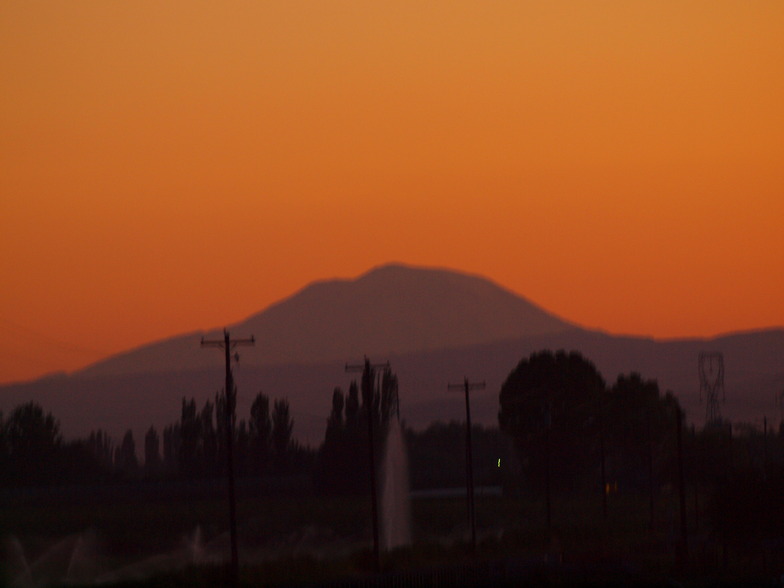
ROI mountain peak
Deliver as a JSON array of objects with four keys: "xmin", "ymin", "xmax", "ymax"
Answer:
[
  {"xmin": 78, "ymin": 264, "xmax": 574, "ymax": 378},
  {"xmin": 237, "ymin": 263, "xmax": 573, "ymax": 363},
  {"xmin": 359, "ymin": 261, "xmax": 453, "ymax": 278}
]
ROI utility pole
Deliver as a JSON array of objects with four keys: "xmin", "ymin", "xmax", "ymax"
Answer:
[
  {"xmin": 346, "ymin": 356, "xmax": 389, "ymax": 571},
  {"xmin": 676, "ymin": 407, "xmax": 688, "ymax": 569},
  {"xmin": 598, "ymin": 397, "xmax": 608, "ymax": 520},
  {"xmin": 201, "ymin": 329, "xmax": 254, "ymax": 587},
  {"xmin": 448, "ymin": 378, "xmax": 485, "ymax": 552},
  {"xmin": 600, "ymin": 422, "xmax": 607, "ymax": 519},
  {"xmin": 763, "ymin": 416, "xmax": 769, "ymax": 478},
  {"xmin": 545, "ymin": 403, "xmax": 552, "ymax": 532},
  {"xmin": 648, "ymin": 416, "xmax": 655, "ymax": 532}
]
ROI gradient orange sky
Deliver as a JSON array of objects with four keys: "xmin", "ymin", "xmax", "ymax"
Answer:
[{"xmin": 2, "ymin": 2, "xmax": 783, "ymax": 384}]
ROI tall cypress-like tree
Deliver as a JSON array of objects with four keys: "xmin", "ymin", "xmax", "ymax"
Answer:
[
  {"xmin": 345, "ymin": 381, "xmax": 360, "ymax": 430},
  {"xmin": 144, "ymin": 426, "xmax": 162, "ymax": 476},
  {"xmin": 272, "ymin": 399, "xmax": 293, "ymax": 472},
  {"xmin": 249, "ymin": 391, "xmax": 272, "ymax": 473},
  {"xmin": 115, "ymin": 429, "xmax": 138, "ymax": 475}
]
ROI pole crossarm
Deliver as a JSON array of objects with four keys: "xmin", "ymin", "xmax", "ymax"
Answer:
[
  {"xmin": 201, "ymin": 331, "xmax": 255, "ymax": 349},
  {"xmin": 447, "ymin": 378, "xmax": 486, "ymax": 393},
  {"xmin": 345, "ymin": 356, "xmax": 390, "ymax": 372}
]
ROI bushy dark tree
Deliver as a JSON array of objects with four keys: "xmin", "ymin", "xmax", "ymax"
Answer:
[
  {"xmin": 2, "ymin": 402, "xmax": 62, "ymax": 485},
  {"xmin": 1, "ymin": 402, "xmax": 105, "ymax": 486},
  {"xmin": 4, "ymin": 401, "xmax": 61, "ymax": 456},
  {"xmin": 499, "ymin": 350, "xmax": 606, "ymax": 492},
  {"xmin": 603, "ymin": 373, "xmax": 680, "ymax": 490}
]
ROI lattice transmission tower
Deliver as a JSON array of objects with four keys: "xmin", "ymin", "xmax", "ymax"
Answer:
[{"xmin": 699, "ymin": 352, "xmax": 725, "ymax": 426}]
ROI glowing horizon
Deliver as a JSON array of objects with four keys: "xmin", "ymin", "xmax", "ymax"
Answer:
[{"xmin": 2, "ymin": 2, "xmax": 783, "ymax": 384}]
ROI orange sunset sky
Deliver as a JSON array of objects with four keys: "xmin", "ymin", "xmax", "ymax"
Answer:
[{"xmin": 1, "ymin": 2, "xmax": 783, "ymax": 385}]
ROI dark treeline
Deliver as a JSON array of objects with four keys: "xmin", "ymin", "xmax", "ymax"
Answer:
[
  {"xmin": 496, "ymin": 350, "xmax": 784, "ymax": 499},
  {"xmin": 0, "ymin": 402, "xmax": 103, "ymax": 486},
  {"xmin": 4, "ymin": 347, "xmax": 784, "ymax": 552},
  {"xmin": 153, "ymin": 392, "xmax": 309, "ymax": 480},
  {"xmin": 498, "ymin": 350, "xmax": 683, "ymax": 495},
  {"xmin": 0, "ymin": 362, "xmax": 505, "ymax": 497},
  {"xmin": 312, "ymin": 362, "xmax": 507, "ymax": 494},
  {"xmin": 0, "ymin": 391, "xmax": 311, "ymax": 487},
  {"xmin": 497, "ymin": 349, "xmax": 784, "ymax": 558},
  {"xmin": 406, "ymin": 421, "xmax": 508, "ymax": 491},
  {"xmin": 495, "ymin": 350, "xmax": 774, "ymax": 496}
]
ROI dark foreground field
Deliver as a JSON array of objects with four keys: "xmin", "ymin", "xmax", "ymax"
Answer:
[{"xmin": 1, "ymin": 479, "xmax": 780, "ymax": 587}]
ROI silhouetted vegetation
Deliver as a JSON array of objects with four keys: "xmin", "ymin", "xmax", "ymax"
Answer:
[
  {"xmin": 0, "ymin": 391, "xmax": 312, "ymax": 489},
  {"xmin": 603, "ymin": 373, "xmax": 681, "ymax": 492},
  {"xmin": 154, "ymin": 391, "xmax": 311, "ymax": 481},
  {"xmin": 314, "ymin": 365, "xmax": 400, "ymax": 494},
  {"xmin": 709, "ymin": 468, "xmax": 784, "ymax": 556},
  {"xmin": 405, "ymin": 421, "xmax": 508, "ymax": 491},
  {"xmin": 499, "ymin": 350, "xmax": 608, "ymax": 492},
  {"xmin": 0, "ymin": 402, "xmax": 104, "ymax": 486},
  {"xmin": 498, "ymin": 350, "xmax": 683, "ymax": 495},
  {"xmin": 7, "ymin": 349, "xmax": 784, "ymax": 584}
]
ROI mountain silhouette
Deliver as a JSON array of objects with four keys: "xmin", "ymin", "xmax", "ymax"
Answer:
[
  {"xmin": 76, "ymin": 263, "xmax": 574, "ymax": 378},
  {"xmin": 1, "ymin": 264, "xmax": 782, "ymax": 446}
]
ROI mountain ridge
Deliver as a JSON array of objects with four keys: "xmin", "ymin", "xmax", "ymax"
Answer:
[
  {"xmin": 74, "ymin": 263, "xmax": 574, "ymax": 378},
  {"xmin": 1, "ymin": 327, "xmax": 781, "ymax": 447},
  {"xmin": 1, "ymin": 264, "xmax": 782, "ymax": 447}
]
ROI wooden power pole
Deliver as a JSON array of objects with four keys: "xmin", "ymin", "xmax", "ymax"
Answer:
[
  {"xmin": 201, "ymin": 329, "xmax": 254, "ymax": 587},
  {"xmin": 448, "ymin": 377, "xmax": 485, "ymax": 552}
]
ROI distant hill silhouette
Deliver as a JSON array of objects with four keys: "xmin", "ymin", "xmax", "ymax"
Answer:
[
  {"xmin": 1, "ymin": 264, "xmax": 782, "ymax": 447},
  {"xmin": 75, "ymin": 263, "xmax": 574, "ymax": 378}
]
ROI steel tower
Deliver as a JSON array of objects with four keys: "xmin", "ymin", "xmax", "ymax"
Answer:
[{"xmin": 699, "ymin": 352, "xmax": 725, "ymax": 426}]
